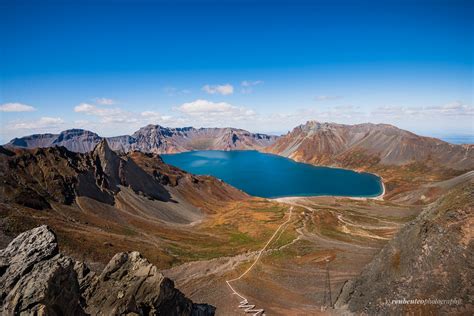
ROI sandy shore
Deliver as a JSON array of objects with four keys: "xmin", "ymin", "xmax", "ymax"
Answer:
[{"xmin": 272, "ymin": 177, "xmax": 386, "ymax": 202}]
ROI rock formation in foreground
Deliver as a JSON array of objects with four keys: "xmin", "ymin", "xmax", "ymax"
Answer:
[
  {"xmin": 335, "ymin": 181, "xmax": 473, "ymax": 314},
  {"xmin": 0, "ymin": 225, "xmax": 215, "ymax": 315}
]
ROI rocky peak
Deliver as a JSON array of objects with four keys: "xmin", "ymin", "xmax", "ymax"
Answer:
[
  {"xmin": 54, "ymin": 129, "xmax": 100, "ymax": 142},
  {"xmin": 93, "ymin": 138, "xmax": 121, "ymax": 161},
  {"xmin": 91, "ymin": 139, "xmax": 122, "ymax": 191},
  {"xmin": 0, "ymin": 226, "xmax": 216, "ymax": 315}
]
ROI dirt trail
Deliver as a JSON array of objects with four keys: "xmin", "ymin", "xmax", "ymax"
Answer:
[{"xmin": 225, "ymin": 207, "xmax": 293, "ymax": 316}]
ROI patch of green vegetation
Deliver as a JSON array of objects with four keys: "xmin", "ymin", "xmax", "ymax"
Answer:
[
  {"xmin": 121, "ymin": 226, "xmax": 138, "ymax": 236},
  {"xmin": 229, "ymin": 231, "xmax": 255, "ymax": 244},
  {"xmin": 268, "ymin": 249, "xmax": 292, "ymax": 260},
  {"xmin": 319, "ymin": 226, "xmax": 349, "ymax": 241},
  {"xmin": 271, "ymin": 227, "xmax": 297, "ymax": 248},
  {"xmin": 167, "ymin": 243, "xmax": 227, "ymax": 262},
  {"xmin": 249, "ymin": 204, "xmax": 286, "ymax": 214}
]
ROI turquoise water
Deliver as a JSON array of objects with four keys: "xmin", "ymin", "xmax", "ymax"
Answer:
[{"xmin": 161, "ymin": 150, "xmax": 383, "ymax": 198}]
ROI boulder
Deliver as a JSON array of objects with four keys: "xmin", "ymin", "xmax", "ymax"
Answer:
[
  {"xmin": 82, "ymin": 251, "xmax": 215, "ymax": 315},
  {"xmin": 0, "ymin": 225, "xmax": 85, "ymax": 315},
  {"xmin": 0, "ymin": 226, "xmax": 215, "ymax": 316}
]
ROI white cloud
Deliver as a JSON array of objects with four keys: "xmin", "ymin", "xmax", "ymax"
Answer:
[
  {"xmin": 315, "ymin": 95, "xmax": 342, "ymax": 101},
  {"xmin": 10, "ymin": 117, "xmax": 64, "ymax": 130},
  {"xmin": 371, "ymin": 101, "xmax": 474, "ymax": 119},
  {"xmin": 241, "ymin": 80, "xmax": 263, "ymax": 94},
  {"xmin": 140, "ymin": 110, "xmax": 168, "ymax": 122},
  {"xmin": 73, "ymin": 102, "xmax": 174, "ymax": 130},
  {"xmin": 177, "ymin": 99, "xmax": 255, "ymax": 117},
  {"xmin": 94, "ymin": 97, "xmax": 115, "ymax": 105},
  {"xmin": 173, "ymin": 99, "xmax": 256, "ymax": 127},
  {"xmin": 163, "ymin": 87, "xmax": 191, "ymax": 96},
  {"xmin": 202, "ymin": 84, "xmax": 234, "ymax": 95},
  {"xmin": 0, "ymin": 102, "xmax": 36, "ymax": 112},
  {"xmin": 74, "ymin": 103, "xmax": 126, "ymax": 122},
  {"xmin": 241, "ymin": 80, "xmax": 263, "ymax": 87},
  {"xmin": 74, "ymin": 103, "xmax": 95, "ymax": 113}
]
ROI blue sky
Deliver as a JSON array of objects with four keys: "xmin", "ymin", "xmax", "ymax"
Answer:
[{"xmin": 1, "ymin": 0, "xmax": 473, "ymax": 143}]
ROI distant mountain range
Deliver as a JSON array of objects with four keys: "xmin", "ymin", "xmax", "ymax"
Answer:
[
  {"xmin": 265, "ymin": 121, "xmax": 473, "ymax": 171},
  {"xmin": 6, "ymin": 121, "xmax": 473, "ymax": 171},
  {"xmin": 6, "ymin": 125, "xmax": 278, "ymax": 154}
]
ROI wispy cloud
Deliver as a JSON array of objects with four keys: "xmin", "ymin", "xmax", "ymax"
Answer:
[
  {"xmin": 241, "ymin": 80, "xmax": 263, "ymax": 94},
  {"xmin": 315, "ymin": 95, "xmax": 342, "ymax": 101},
  {"xmin": 5, "ymin": 117, "xmax": 65, "ymax": 134},
  {"xmin": 202, "ymin": 84, "xmax": 234, "ymax": 95},
  {"xmin": 371, "ymin": 101, "xmax": 474, "ymax": 118},
  {"xmin": 0, "ymin": 102, "xmax": 36, "ymax": 112},
  {"xmin": 74, "ymin": 103, "xmax": 139, "ymax": 124},
  {"xmin": 163, "ymin": 87, "xmax": 191, "ymax": 96},
  {"xmin": 73, "ymin": 102, "xmax": 173, "ymax": 129},
  {"xmin": 94, "ymin": 97, "xmax": 115, "ymax": 105}
]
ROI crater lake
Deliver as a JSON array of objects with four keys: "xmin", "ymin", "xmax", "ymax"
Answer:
[{"xmin": 161, "ymin": 150, "xmax": 383, "ymax": 198}]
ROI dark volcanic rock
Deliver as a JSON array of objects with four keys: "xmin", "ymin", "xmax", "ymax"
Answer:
[{"xmin": 0, "ymin": 226, "xmax": 215, "ymax": 316}]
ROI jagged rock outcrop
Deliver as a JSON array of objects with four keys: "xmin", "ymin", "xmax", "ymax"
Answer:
[
  {"xmin": 6, "ymin": 125, "xmax": 278, "ymax": 154},
  {"xmin": 78, "ymin": 252, "xmax": 215, "ymax": 315},
  {"xmin": 335, "ymin": 181, "xmax": 473, "ymax": 314},
  {"xmin": 0, "ymin": 226, "xmax": 216, "ymax": 316},
  {"xmin": 0, "ymin": 226, "xmax": 85, "ymax": 315}
]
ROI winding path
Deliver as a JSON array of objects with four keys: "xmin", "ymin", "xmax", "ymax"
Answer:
[{"xmin": 225, "ymin": 207, "xmax": 294, "ymax": 315}]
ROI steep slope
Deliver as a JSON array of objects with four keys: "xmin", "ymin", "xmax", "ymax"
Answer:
[
  {"xmin": 6, "ymin": 125, "xmax": 278, "ymax": 154},
  {"xmin": 0, "ymin": 225, "xmax": 215, "ymax": 315},
  {"xmin": 335, "ymin": 179, "xmax": 473, "ymax": 314},
  {"xmin": 0, "ymin": 139, "xmax": 246, "ymax": 220},
  {"xmin": 0, "ymin": 140, "xmax": 171, "ymax": 209},
  {"xmin": 266, "ymin": 121, "xmax": 473, "ymax": 170}
]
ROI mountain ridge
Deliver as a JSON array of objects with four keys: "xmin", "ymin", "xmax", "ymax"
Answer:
[
  {"xmin": 6, "ymin": 125, "xmax": 278, "ymax": 154},
  {"xmin": 265, "ymin": 120, "xmax": 473, "ymax": 170}
]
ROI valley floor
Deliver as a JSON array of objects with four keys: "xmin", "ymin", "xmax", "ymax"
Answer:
[{"xmin": 164, "ymin": 196, "xmax": 421, "ymax": 315}]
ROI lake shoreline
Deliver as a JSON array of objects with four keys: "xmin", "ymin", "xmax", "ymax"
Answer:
[
  {"xmin": 163, "ymin": 149, "xmax": 385, "ymax": 199},
  {"xmin": 271, "ymin": 178, "xmax": 385, "ymax": 202}
]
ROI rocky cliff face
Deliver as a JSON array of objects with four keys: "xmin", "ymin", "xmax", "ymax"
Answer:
[
  {"xmin": 0, "ymin": 225, "xmax": 215, "ymax": 315},
  {"xmin": 265, "ymin": 121, "xmax": 474, "ymax": 170},
  {"xmin": 6, "ymin": 125, "xmax": 278, "ymax": 154},
  {"xmin": 128, "ymin": 125, "xmax": 277, "ymax": 153},
  {"xmin": 335, "ymin": 180, "xmax": 473, "ymax": 314},
  {"xmin": 8, "ymin": 129, "xmax": 103, "ymax": 153},
  {"xmin": 0, "ymin": 139, "xmax": 172, "ymax": 209}
]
